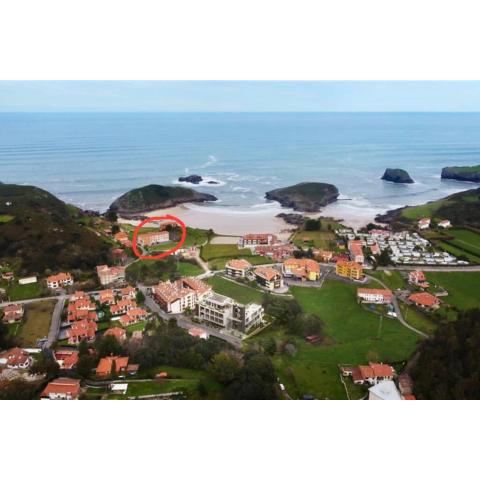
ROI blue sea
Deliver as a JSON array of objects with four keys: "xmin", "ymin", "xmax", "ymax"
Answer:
[{"xmin": 0, "ymin": 112, "xmax": 479, "ymax": 220}]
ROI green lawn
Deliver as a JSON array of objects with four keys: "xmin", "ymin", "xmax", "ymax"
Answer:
[
  {"xmin": 7, "ymin": 281, "xmax": 45, "ymax": 301},
  {"xmin": 398, "ymin": 303, "xmax": 437, "ymax": 335},
  {"xmin": 0, "ymin": 214, "xmax": 14, "ymax": 223},
  {"xmin": 292, "ymin": 229, "xmax": 336, "ymax": 250},
  {"xmin": 201, "ymin": 243, "xmax": 252, "ymax": 261},
  {"xmin": 446, "ymin": 228, "xmax": 480, "ymax": 258},
  {"xmin": 177, "ymin": 260, "xmax": 204, "ymax": 276},
  {"xmin": 205, "ymin": 275, "xmax": 265, "ymax": 304},
  {"xmin": 17, "ymin": 300, "xmax": 55, "ymax": 347},
  {"xmin": 435, "ymin": 241, "xmax": 480, "ymax": 263},
  {"xmin": 249, "ymin": 280, "xmax": 421, "ymax": 399},
  {"xmin": 125, "ymin": 320, "xmax": 148, "ymax": 333},
  {"xmin": 368, "ymin": 270, "xmax": 405, "ymax": 290},
  {"xmin": 425, "ymin": 272, "xmax": 480, "ymax": 310}
]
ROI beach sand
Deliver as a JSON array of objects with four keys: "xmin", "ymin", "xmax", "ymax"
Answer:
[{"xmin": 118, "ymin": 201, "xmax": 382, "ymax": 236}]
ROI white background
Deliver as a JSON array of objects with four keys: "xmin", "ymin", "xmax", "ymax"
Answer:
[{"xmin": 1, "ymin": 1, "xmax": 479, "ymax": 479}]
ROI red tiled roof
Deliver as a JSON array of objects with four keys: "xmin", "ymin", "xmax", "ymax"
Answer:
[
  {"xmin": 96, "ymin": 356, "xmax": 129, "ymax": 376},
  {"xmin": 226, "ymin": 259, "xmax": 252, "ymax": 270},
  {"xmin": 409, "ymin": 292, "xmax": 439, "ymax": 307},
  {"xmin": 254, "ymin": 266, "xmax": 281, "ymax": 281},
  {"xmin": 41, "ymin": 378, "xmax": 81, "ymax": 398}
]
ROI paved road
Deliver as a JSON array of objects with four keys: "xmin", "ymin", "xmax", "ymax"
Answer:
[
  {"xmin": 378, "ymin": 265, "xmax": 480, "ymax": 272},
  {"xmin": 366, "ymin": 274, "xmax": 429, "ymax": 339},
  {"xmin": 46, "ymin": 296, "xmax": 66, "ymax": 348}
]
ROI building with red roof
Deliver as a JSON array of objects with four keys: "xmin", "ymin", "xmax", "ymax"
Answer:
[
  {"xmin": 0, "ymin": 347, "xmax": 32, "ymax": 369},
  {"xmin": 2, "ymin": 303, "xmax": 24, "ymax": 324},
  {"xmin": 282, "ymin": 258, "xmax": 320, "ymax": 281},
  {"xmin": 46, "ymin": 272, "xmax": 73, "ymax": 289},
  {"xmin": 104, "ymin": 327, "xmax": 127, "ymax": 342},
  {"xmin": 357, "ymin": 288, "xmax": 393, "ymax": 304},
  {"xmin": 253, "ymin": 267, "xmax": 283, "ymax": 290},
  {"xmin": 53, "ymin": 350, "xmax": 79, "ymax": 370},
  {"xmin": 96, "ymin": 356, "xmax": 130, "ymax": 377},
  {"xmin": 41, "ymin": 378, "xmax": 81, "ymax": 400},
  {"xmin": 66, "ymin": 320, "xmax": 97, "ymax": 345},
  {"xmin": 225, "ymin": 259, "xmax": 252, "ymax": 278},
  {"xmin": 409, "ymin": 292, "xmax": 440, "ymax": 309}
]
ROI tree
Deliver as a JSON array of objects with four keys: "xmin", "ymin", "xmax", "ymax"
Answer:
[
  {"xmin": 95, "ymin": 334, "xmax": 123, "ymax": 358},
  {"xmin": 262, "ymin": 337, "xmax": 277, "ymax": 356},
  {"xmin": 377, "ymin": 249, "xmax": 392, "ymax": 267},
  {"xmin": 208, "ymin": 351, "xmax": 243, "ymax": 384},
  {"xmin": 76, "ymin": 354, "xmax": 97, "ymax": 379},
  {"xmin": 305, "ymin": 219, "xmax": 321, "ymax": 231},
  {"xmin": 30, "ymin": 352, "xmax": 59, "ymax": 380},
  {"xmin": 111, "ymin": 224, "xmax": 120, "ymax": 235},
  {"xmin": 105, "ymin": 209, "xmax": 118, "ymax": 222}
]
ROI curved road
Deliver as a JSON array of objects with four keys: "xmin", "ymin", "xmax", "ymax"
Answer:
[{"xmin": 366, "ymin": 274, "xmax": 429, "ymax": 339}]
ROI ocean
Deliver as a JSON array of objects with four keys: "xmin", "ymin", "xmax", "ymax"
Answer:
[{"xmin": 1, "ymin": 112, "xmax": 479, "ymax": 220}]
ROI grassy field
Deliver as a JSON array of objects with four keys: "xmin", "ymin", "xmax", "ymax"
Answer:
[
  {"xmin": 368, "ymin": 270, "xmax": 405, "ymax": 290},
  {"xmin": 107, "ymin": 365, "xmax": 222, "ymax": 399},
  {"xmin": 0, "ymin": 214, "xmax": 14, "ymax": 223},
  {"xmin": 425, "ymin": 272, "xmax": 480, "ymax": 310},
  {"xmin": 17, "ymin": 300, "xmax": 55, "ymax": 347},
  {"xmin": 398, "ymin": 303, "xmax": 437, "ymax": 335},
  {"xmin": 293, "ymin": 230, "xmax": 336, "ymax": 249},
  {"xmin": 205, "ymin": 275, "xmax": 265, "ymax": 304},
  {"xmin": 7, "ymin": 281, "xmax": 45, "ymax": 301},
  {"xmin": 177, "ymin": 260, "xmax": 204, "ymax": 277},
  {"xmin": 201, "ymin": 243, "xmax": 252, "ymax": 261},
  {"xmin": 249, "ymin": 280, "xmax": 421, "ymax": 399},
  {"xmin": 445, "ymin": 229, "xmax": 480, "ymax": 258}
]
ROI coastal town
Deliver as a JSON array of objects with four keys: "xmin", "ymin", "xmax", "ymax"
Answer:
[{"xmin": 2, "ymin": 185, "xmax": 479, "ymax": 401}]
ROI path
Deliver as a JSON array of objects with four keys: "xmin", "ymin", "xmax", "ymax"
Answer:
[{"xmin": 366, "ymin": 274, "xmax": 429, "ymax": 338}]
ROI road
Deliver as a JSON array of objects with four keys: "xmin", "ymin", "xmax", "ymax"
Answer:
[
  {"xmin": 366, "ymin": 274, "xmax": 429, "ymax": 339},
  {"xmin": 46, "ymin": 296, "xmax": 66, "ymax": 348}
]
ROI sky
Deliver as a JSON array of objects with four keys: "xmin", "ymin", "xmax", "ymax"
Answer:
[{"xmin": 1, "ymin": 81, "xmax": 480, "ymax": 112}]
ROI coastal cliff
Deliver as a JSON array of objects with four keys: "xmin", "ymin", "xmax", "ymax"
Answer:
[
  {"xmin": 265, "ymin": 182, "xmax": 339, "ymax": 212},
  {"xmin": 381, "ymin": 168, "xmax": 414, "ymax": 184},
  {"xmin": 441, "ymin": 166, "xmax": 480, "ymax": 183},
  {"xmin": 109, "ymin": 184, "xmax": 217, "ymax": 217}
]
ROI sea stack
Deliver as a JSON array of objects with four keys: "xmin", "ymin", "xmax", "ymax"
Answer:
[
  {"xmin": 381, "ymin": 168, "xmax": 414, "ymax": 184},
  {"xmin": 441, "ymin": 165, "xmax": 480, "ymax": 183}
]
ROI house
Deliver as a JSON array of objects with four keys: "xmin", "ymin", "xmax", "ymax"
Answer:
[
  {"xmin": 368, "ymin": 380, "xmax": 402, "ymax": 400},
  {"xmin": 46, "ymin": 272, "xmax": 73, "ymax": 289},
  {"xmin": 110, "ymin": 298, "xmax": 137, "ymax": 316},
  {"xmin": 314, "ymin": 250, "xmax": 333, "ymax": 262},
  {"xmin": 67, "ymin": 307, "xmax": 98, "ymax": 323},
  {"xmin": 349, "ymin": 363, "xmax": 395, "ymax": 385},
  {"xmin": 438, "ymin": 219, "xmax": 451, "ymax": 229},
  {"xmin": 104, "ymin": 327, "xmax": 127, "ymax": 342},
  {"xmin": 282, "ymin": 258, "xmax": 320, "ymax": 281},
  {"xmin": 397, "ymin": 372, "xmax": 414, "ymax": 396},
  {"xmin": 95, "ymin": 355, "xmax": 130, "ymax": 377},
  {"xmin": 409, "ymin": 292, "xmax": 440, "ymax": 310},
  {"xmin": 196, "ymin": 292, "xmax": 264, "ymax": 331},
  {"xmin": 408, "ymin": 270, "xmax": 429, "ymax": 288},
  {"xmin": 70, "ymin": 291, "xmax": 87, "ymax": 302},
  {"xmin": 114, "ymin": 231, "xmax": 131, "ymax": 247},
  {"xmin": 241, "ymin": 233, "xmax": 278, "ymax": 247},
  {"xmin": 0, "ymin": 347, "xmax": 32, "ymax": 369},
  {"xmin": 188, "ymin": 327, "xmax": 209, "ymax": 340},
  {"xmin": 96, "ymin": 265, "xmax": 126, "ymax": 286},
  {"xmin": 254, "ymin": 244, "xmax": 296, "ymax": 261},
  {"xmin": 335, "ymin": 261, "xmax": 363, "ymax": 280},
  {"xmin": 98, "ymin": 289, "xmax": 116, "ymax": 305},
  {"xmin": 2, "ymin": 303, "xmax": 24, "ymax": 323},
  {"xmin": 253, "ymin": 266, "xmax": 283, "ymax": 290},
  {"xmin": 348, "ymin": 240, "xmax": 365, "ymax": 264},
  {"xmin": 66, "ymin": 320, "xmax": 97, "ymax": 345},
  {"xmin": 118, "ymin": 308, "xmax": 147, "ymax": 326},
  {"xmin": 53, "ymin": 350, "xmax": 79, "ymax": 370},
  {"xmin": 418, "ymin": 218, "xmax": 431, "ymax": 230},
  {"xmin": 1, "ymin": 271, "xmax": 14, "ymax": 281},
  {"xmin": 357, "ymin": 288, "xmax": 393, "ymax": 304},
  {"xmin": 225, "ymin": 259, "xmax": 252, "ymax": 278},
  {"xmin": 41, "ymin": 378, "xmax": 81, "ymax": 400},
  {"xmin": 153, "ymin": 277, "xmax": 212, "ymax": 314},
  {"xmin": 120, "ymin": 286, "xmax": 136, "ymax": 300},
  {"xmin": 137, "ymin": 230, "xmax": 170, "ymax": 247}
]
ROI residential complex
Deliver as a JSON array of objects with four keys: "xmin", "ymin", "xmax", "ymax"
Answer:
[
  {"xmin": 46, "ymin": 272, "xmax": 74, "ymax": 289},
  {"xmin": 335, "ymin": 261, "xmax": 363, "ymax": 280},
  {"xmin": 225, "ymin": 259, "xmax": 252, "ymax": 278},
  {"xmin": 241, "ymin": 233, "xmax": 278, "ymax": 247},
  {"xmin": 137, "ymin": 230, "xmax": 169, "ymax": 247},
  {"xmin": 282, "ymin": 258, "xmax": 320, "ymax": 281},
  {"xmin": 96, "ymin": 265, "xmax": 126, "ymax": 285}
]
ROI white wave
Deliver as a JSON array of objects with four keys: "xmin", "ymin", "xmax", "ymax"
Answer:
[
  {"xmin": 171, "ymin": 176, "xmax": 226, "ymax": 187},
  {"xmin": 200, "ymin": 155, "xmax": 218, "ymax": 168}
]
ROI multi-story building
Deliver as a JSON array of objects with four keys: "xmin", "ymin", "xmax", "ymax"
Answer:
[
  {"xmin": 240, "ymin": 233, "xmax": 278, "ymax": 247},
  {"xmin": 253, "ymin": 267, "xmax": 283, "ymax": 290},
  {"xmin": 282, "ymin": 258, "xmax": 320, "ymax": 281},
  {"xmin": 46, "ymin": 272, "xmax": 74, "ymax": 289},
  {"xmin": 357, "ymin": 288, "xmax": 393, "ymax": 304},
  {"xmin": 137, "ymin": 230, "xmax": 169, "ymax": 247},
  {"xmin": 335, "ymin": 260, "xmax": 363, "ymax": 280},
  {"xmin": 96, "ymin": 265, "xmax": 126, "ymax": 286},
  {"xmin": 196, "ymin": 292, "xmax": 264, "ymax": 332},
  {"xmin": 41, "ymin": 378, "xmax": 81, "ymax": 400},
  {"xmin": 225, "ymin": 259, "xmax": 252, "ymax": 278},
  {"xmin": 348, "ymin": 240, "xmax": 365, "ymax": 264}
]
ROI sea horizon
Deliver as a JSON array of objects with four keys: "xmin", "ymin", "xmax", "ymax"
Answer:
[{"xmin": 1, "ymin": 111, "xmax": 479, "ymax": 222}]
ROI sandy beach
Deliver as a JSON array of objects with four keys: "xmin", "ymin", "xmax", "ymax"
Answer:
[{"xmin": 118, "ymin": 199, "xmax": 382, "ymax": 236}]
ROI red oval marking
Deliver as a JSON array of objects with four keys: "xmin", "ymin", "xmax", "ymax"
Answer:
[{"xmin": 132, "ymin": 215, "xmax": 187, "ymax": 260}]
